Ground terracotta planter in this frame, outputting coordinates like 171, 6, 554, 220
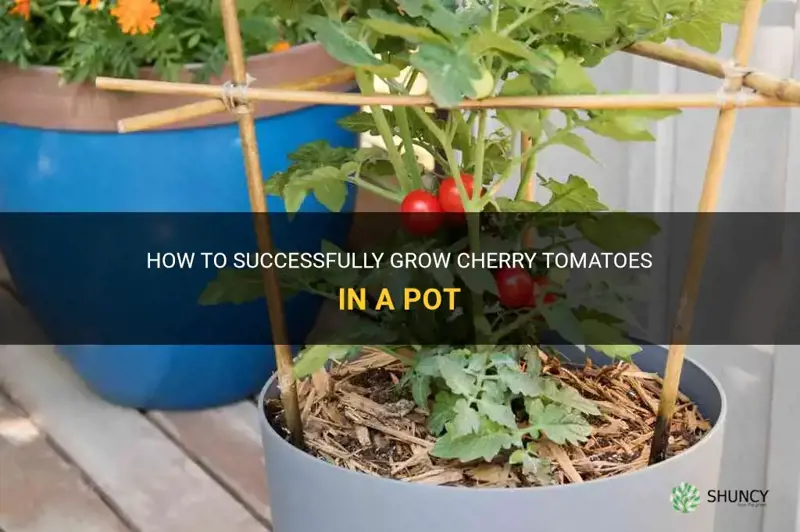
0, 42, 355, 132
0, 44, 361, 409
259, 344, 727, 532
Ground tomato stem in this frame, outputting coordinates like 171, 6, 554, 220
354, 69, 410, 194
348, 176, 402, 203
394, 108, 422, 189
408, 107, 460, 179
453, 111, 472, 167
479, 127, 519, 205
515, 149, 537, 201
471, 110, 488, 205
466, 106, 491, 344
466, 212, 491, 345
390, 64, 423, 189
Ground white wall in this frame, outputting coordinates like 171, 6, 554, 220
763, 5, 800, 529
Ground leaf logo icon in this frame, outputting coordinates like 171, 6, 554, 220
671, 482, 701, 513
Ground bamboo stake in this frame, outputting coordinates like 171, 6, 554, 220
116, 66, 355, 133
625, 41, 800, 105
95, 77, 797, 110
107, 40, 800, 134
647, 0, 764, 465
217, 0, 304, 447
119, 100, 224, 133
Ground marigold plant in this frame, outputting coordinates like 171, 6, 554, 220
0, 0, 326, 84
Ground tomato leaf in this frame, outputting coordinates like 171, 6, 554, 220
304, 16, 400, 78
549, 131, 596, 161
288, 140, 356, 170
580, 319, 643, 362
559, 8, 618, 43
585, 109, 679, 142
198, 268, 264, 305
541, 175, 608, 212
425, 264, 455, 288
293, 345, 353, 378
455, 263, 499, 296
539, 378, 601, 416
549, 57, 596, 94
283, 182, 309, 213
431, 430, 517, 462
429, 391, 459, 435
497, 74, 543, 138
509, 447, 554, 484
669, 15, 723, 53
525, 399, 593, 445
577, 212, 660, 251
312, 175, 349, 212
396, 0, 466, 38
338, 111, 393, 134
363, 10, 450, 45
541, 301, 586, 348
451, 398, 483, 435
409, 43, 483, 108
410, 372, 432, 407
477, 398, 518, 429
495, 198, 545, 212
497, 366, 544, 397
438, 356, 478, 396
467, 30, 556, 77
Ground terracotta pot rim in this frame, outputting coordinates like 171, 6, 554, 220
0, 41, 357, 132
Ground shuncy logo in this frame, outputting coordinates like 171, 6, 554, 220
671, 482, 701, 514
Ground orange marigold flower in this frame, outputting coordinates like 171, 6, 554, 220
78, 0, 101, 9
10, 0, 30, 20
270, 40, 291, 53
111, 0, 160, 35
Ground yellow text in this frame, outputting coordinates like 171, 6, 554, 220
338, 287, 461, 311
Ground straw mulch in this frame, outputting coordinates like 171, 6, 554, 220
265, 350, 711, 487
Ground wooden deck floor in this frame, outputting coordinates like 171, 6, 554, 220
0, 285, 274, 532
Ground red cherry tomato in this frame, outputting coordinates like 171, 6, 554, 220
495, 268, 535, 308
438, 173, 479, 214
530, 276, 558, 307
400, 190, 443, 236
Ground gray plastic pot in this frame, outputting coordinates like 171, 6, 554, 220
258, 344, 726, 532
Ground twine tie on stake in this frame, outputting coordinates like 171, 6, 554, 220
221, 72, 256, 114
716, 59, 754, 109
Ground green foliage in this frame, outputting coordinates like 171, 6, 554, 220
422, 346, 597, 478
0, 0, 322, 84
264, 141, 398, 212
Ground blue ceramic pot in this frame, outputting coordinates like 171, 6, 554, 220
0, 44, 358, 409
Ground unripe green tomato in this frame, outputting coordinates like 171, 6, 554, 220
470, 68, 495, 100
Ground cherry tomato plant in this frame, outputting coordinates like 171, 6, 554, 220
203, 0, 743, 476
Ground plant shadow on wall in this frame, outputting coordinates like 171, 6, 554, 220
200, 0, 741, 488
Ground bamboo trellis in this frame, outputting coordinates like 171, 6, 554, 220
94, 0, 800, 464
